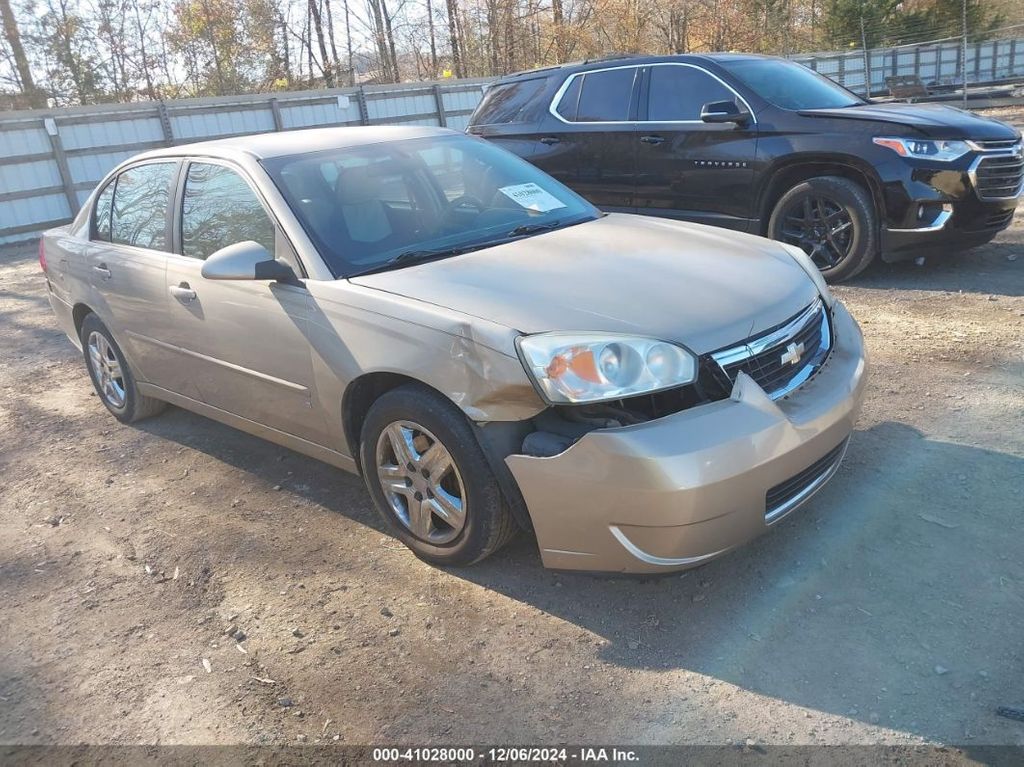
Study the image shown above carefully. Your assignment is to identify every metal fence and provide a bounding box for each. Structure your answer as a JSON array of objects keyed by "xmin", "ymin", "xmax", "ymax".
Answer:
[
  {"xmin": 0, "ymin": 79, "xmax": 488, "ymax": 245},
  {"xmin": 795, "ymin": 36, "xmax": 1024, "ymax": 96},
  {"xmin": 3, "ymin": 36, "xmax": 1024, "ymax": 245}
]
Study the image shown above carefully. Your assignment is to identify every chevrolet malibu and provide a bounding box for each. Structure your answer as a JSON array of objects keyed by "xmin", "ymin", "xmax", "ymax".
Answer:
[{"xmin": 41, "ymin": 126, "xmax": 867, "ymax": 573}]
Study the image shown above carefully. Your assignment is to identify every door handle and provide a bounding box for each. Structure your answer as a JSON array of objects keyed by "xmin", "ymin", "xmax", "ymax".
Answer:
[
  {"xmin": 169, "ymin": 283, "xmax": 197, "ymax": 303},
  {"xmin": 539, "ymin": 136, "xmax": 560, "ymax": 145},
  {"xmin": 640, "ymin": 135, "xmax": 665, "ymax": 145},
  {"xmin": 93, "ymin": 263, "xmax": 111, "ymax": 279}
]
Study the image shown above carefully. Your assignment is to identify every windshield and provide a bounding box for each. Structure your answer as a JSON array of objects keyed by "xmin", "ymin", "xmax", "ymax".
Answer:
[
  {"xmin": 718, "ymin": 58, "xmax": 865, "ymax": 110},
  {"xmin": 262, "ymin": 134, "xmax": 599, "ymax": 277}
]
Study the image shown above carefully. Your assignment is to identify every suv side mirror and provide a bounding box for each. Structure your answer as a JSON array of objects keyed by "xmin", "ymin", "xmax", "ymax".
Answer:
[
  {"xmin": 700, "ymin": 100, "xmax": 751, "ymax": 125},
  {"xmin": 201, "ymin": 241, "xmax": 296, "ymax": 282}
]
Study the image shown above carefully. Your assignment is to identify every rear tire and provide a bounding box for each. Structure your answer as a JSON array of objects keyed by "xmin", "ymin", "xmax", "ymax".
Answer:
[
  {"xmin": 768, "ymin": 176, "xmax": 877, "ymax": 283},
  {"xmin": 359, "ymin": 384, "xmax": 516, "ymax": 567},
  {"xmin": 80, "ymin": 314, "xmax": 165, "ymax": 423}
]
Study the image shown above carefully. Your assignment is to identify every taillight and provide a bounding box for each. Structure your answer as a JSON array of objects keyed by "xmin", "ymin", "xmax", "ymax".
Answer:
[{"xmin": 38, "ymin": 238, "xmax": 48, "ymax": 273}]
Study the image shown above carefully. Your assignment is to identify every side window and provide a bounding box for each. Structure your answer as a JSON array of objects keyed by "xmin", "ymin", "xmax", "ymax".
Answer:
[
  {"xmin": 647, "ymin": 66, "xmax": 736, "ymax": 122},
  {"xmin": 92, "ymin": 180, "xmax": 114, "ymax": 242},
  {"xmin": 472, "ymin": 79, "xmax": 545, "ymax": 125},
  {"xmin": 181, "ymin": 163, "xmax": 276, "ymax": 260},
  {"xmin": 574, "ymin": 68, "xmax": 637, "ymax": 122},
  {"xmin": 111, "ymin": 162, "xmax": 176, "ymax": 249},
  {"xmin": 555, "ymin": 76, "xmax": 582, "ymax": 121}
]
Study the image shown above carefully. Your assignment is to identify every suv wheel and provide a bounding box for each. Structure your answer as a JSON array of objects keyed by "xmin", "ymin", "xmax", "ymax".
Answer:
[
  {"xmin": 80, "ymin": 314, "xmax": 166, "ymax": 423},
  {"xmin": 359, "ymin": 384, "xmax": 517, "ymax": 567},
  {"xmin": 768, "ymin": 176, "xmax": 877, "ymax": 283}
]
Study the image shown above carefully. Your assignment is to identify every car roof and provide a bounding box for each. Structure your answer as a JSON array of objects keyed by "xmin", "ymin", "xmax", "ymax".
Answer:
[
  {"xmin": 135, "ymin": 125, "xmax": 461, "ymax": 162},
  {"xmin": 493, "ymin": 52, "xmax": 778, "ymax": 82}
]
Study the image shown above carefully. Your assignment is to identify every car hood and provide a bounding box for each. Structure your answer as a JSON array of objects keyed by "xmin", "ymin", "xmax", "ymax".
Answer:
[
  {"xmin": 349, "ymin": 214, "xmax": 820, "ymax": 356},
  {"xmin": 798, "ymin": 103, "xmax": 1021, "ymax": 140}
]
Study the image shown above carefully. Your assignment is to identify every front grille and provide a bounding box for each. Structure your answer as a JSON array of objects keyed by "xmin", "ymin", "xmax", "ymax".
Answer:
[
  {"xmin": 710, "ymin": 299, "xmax": 832, "ymax": 400},
  {"xmin": 974, "ymin": 153, "xmax": 1024, "ymax": 200},
  {"xmin": 765, "ymin": 439, "xmax": 848, "ymax": 522},
  {"xmin": 972, "ymin": 139, "xmax": 1020, "ymax": 151},
  {"xmin": 985, "ymin": 209, "xmax": 1015, "ymax": 229}
]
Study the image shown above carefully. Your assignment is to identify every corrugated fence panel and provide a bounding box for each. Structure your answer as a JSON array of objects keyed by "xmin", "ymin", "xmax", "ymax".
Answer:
[
  {"xmin": 0, "ymin": 193, "xmax": 70, "ymax": 232},
  {"xmin": 68, "ymin": 149, "xmax": 138, "ymax": 186},
  {"xmin": 60, "ymin": 116, "xmax": 164, "ymax": 151},
  {"xmin": 280, "ymin": 98, "xmax": 361, "ymax": 129},
  {"xmin": 1, "ymin": 158, "xmax": 62, "ymax": 193},
  {"xmin": 171, "ymin": 107, "xmax": 276, "ymax": 139},
  {"xmin": 0, "ymin": 124, "xmax": 50, "ymax": 158},
  {"xmin": 368, "ymin": 92, "xmax": 436, "ymax": 121},
  {"xmin": 443, "ymin": 87, "xmax": 485, "ymax": 113}
]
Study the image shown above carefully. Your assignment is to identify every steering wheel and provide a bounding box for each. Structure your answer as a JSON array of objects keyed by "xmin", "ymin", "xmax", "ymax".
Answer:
[{"xmin": 446, "ymin": 194, "xmax": 487, "ymax": 215}]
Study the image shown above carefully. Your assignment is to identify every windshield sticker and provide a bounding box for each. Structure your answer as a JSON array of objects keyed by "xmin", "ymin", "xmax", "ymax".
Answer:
[{"xmin": 498, "ymin": 183, "xmax": 567, "ymax": 213}]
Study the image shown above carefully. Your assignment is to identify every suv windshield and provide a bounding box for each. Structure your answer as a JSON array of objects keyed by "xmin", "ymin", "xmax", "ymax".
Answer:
[
  {"xmin": 262, "ymin": 134, "xmax": 599, "ymax": 277},
  {"xmin": 718, "ymin": 58, "xmax": 865, "ymax": 110}
]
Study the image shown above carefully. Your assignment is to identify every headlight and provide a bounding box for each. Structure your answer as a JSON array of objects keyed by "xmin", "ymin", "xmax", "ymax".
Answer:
[
  {"xmin": 517, "ymin": 333, "xmax": 698, "ymax": 404},
  {"xmin": 780, "ymin": 243, "xmax": 835, "ymax": 307},
  {"xmin": 873, "ymin": 137, "xmax": 970, "ymax": 162}
]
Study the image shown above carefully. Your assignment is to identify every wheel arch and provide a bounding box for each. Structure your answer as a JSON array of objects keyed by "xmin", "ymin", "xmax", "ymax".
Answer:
[
  {"xmin": 72, "ymin": 302, "xmax": 95, "ymax": 339},
  {"xmin": 758, "ymin": 156, "xmax": 884, "ymax": 237}
]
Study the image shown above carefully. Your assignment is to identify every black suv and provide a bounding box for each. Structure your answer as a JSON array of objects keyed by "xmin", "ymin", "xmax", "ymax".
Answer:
[{"xmin": 467, "ymin": 54, "xmax": 1023, "ymax": 281}]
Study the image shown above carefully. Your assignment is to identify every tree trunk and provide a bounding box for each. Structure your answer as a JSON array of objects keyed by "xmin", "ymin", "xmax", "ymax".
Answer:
[
  {"xmin": 343, "ymin": 0, "xmax": 353, "ymax": 84},
  {"xmin": 0, "ymin": 0, "xmax": 44, "ymax": 106},
  {"xmin": 444, "ymin": 0, "xmax": 463, "ymax": 77},
  {"xmin": 425, "ymin": 0, "xmax": 438, "ymax": 77},
  {"xmin": 379, "ymin": 0, "xmax": 399, "ymax": 82},
  {"xmin": 324, "ymin": 0, "xmax": 341, "ymax": 79},
  {"xmin": 551, "ymin": 0, "xmax": 566, "ymax": 61},
  {"xmin": 308, "ymin": 0, "xmax": 334, "ymax": 86}
]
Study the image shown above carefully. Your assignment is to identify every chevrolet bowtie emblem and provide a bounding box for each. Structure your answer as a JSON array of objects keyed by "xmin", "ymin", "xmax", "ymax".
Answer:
[{"xmin": 781, "ymin": 341, "xmax": 805, "ymax": 367}]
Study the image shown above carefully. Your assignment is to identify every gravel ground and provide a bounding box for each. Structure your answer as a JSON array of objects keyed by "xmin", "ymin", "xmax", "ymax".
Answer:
[{"xmin": 1, "ymin": 181, "xmax": 1022, "ymax": 749}]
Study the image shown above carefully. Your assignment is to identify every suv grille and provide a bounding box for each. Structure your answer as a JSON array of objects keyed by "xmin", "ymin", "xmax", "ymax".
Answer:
[
  {"xmin": 974, "ymin": 153, "xmax": 1024, "ymax": 200},
  {"xmin": 972, "ymin": 139, "xmax": 1020, "ymax": 151},
  {"xmin": 710, "ymin": 299, "xmax": 832, "ymax": 400},
  {"xmin": 765, "ymin": 438, "xmax": 848, "ymax": 523}
]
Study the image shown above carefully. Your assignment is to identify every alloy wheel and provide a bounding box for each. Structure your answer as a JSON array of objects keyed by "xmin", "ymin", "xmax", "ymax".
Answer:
[
  {"xmin": 375, "ymin": 420, "xmax": 467, "ymax": 544},
  {"xmin": 87, "ymin": 331, "xmax": 126, "ymax": 408},
  {"xmin": 779, "ymin": 194, "xmax": 855, "ymax": 270}
]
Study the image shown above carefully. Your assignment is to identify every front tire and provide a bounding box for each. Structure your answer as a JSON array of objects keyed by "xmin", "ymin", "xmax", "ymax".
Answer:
[
  {"xmin": 359, "ymin": 384, "xmax": 516, "ymax": 567},
  {"xmin": 80, "ymin": 314, "xmax": 165, "ymax": 423},
  {"xmin": 768, "ymin": 176, "xmax": 877, "ymax": 283}
]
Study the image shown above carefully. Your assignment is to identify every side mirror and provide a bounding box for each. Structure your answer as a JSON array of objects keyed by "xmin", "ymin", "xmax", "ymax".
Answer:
[
  {"xmin": 201, "ymin": 241, "xmax": 296, "ymax": 282},
  {"xmin": 700, "ymin": 100, "xmax": 751, "ymax": 125}
]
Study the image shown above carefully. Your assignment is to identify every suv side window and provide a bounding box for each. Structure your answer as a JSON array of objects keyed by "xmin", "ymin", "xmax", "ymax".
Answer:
[
  {"xmin": 111, "ymin": 162, "xmax": 176, "ymax": 250},
  {"xmin": 181, "ymin": 162, "xmax": 276, "ymax": 260},
  {"xmin": 92, "ymin": 180, "xmax": 114, "ymax": 242},
  {"xmin": 473, "ymin": 79, "xmax": 545, "ymax": 125},
  {"xmin": 561, "ymin": 68, "xmax": 637, "ymax": 122},
  {"xmin": 647, "ymin": 66, "xmax": 736, "ymax": 121}
]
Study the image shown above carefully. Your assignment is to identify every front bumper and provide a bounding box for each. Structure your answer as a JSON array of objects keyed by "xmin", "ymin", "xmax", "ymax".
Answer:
[
  {"xmin": 505, "ymin": 301, "xmax": 867, "ymax": 574},
  {"xmin": 878, "ymin": 150, "xmax": 1020, "ymax": 260}
]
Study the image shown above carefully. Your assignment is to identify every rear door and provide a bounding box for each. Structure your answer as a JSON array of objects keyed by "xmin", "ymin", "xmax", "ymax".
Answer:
[
  {"xmin": 530, "ymin": 66, "xmax": 642, "ymax": 213},
  {"xmin": 161, "ymin": 159, "xmax": 326, "ymax": 444},
  {"xmin": 634, "ymin": 63, "xmax": 758, "ymax": 230},
  {"xmin": 85, "ymin": 161, "xmax": 178, "ymax": 385}
]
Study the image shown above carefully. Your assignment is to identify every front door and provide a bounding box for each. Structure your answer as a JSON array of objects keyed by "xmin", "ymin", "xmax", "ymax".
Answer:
[
  {"xmin": 634, "ymin": 64, "xmax": 758, "ymax": 231},
  {"xmin": 530, "ymin": 65, "xmax": 641, "ymax": 213},
  {"xmin": 161, "ymin": 160, "xmax": 325, "ymax": 444}
]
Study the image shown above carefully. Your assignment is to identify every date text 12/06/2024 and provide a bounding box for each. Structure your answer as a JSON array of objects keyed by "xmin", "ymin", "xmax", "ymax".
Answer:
[{"xmin": 372, "ymin": 747, "xmax": 641, "ymax": 762}]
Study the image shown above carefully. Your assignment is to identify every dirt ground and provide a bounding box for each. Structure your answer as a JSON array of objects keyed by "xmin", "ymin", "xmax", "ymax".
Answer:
[{"xmin": 2, "ymin": 161, "xmax": 1023, "ymax": 749}]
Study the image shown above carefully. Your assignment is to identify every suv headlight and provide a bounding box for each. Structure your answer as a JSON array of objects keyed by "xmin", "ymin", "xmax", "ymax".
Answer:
[
  {"xmin": 517, "ymin": 333, "xmax": 698, "ymax": 404},
  {"xmin": 873, "ymin": 137, "xmax": 970, "ymax": 162},
  {"xmin": 780, "ymin": 243, "xmax": 835, "ymax": 307}
]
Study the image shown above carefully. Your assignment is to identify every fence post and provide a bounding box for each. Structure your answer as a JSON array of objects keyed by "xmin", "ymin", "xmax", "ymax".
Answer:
[
  {"xmin": 269, "ymin": 97, "xmax": 284, "ymax": 131},
  {"xmin": 1011, "ymin": 40, "xmax": 1018, "ymax": 77},
  {"xmin": 432, "ymin": 84, "xmax": 447, "ymax": 127},
  {"xmin": 355, "ymin": 87, "xmax": 370, "ymax": 125},
  {"xmin": 43, "ymin": 117, "xmax": 79, "ymax": 216},
  {"xmin": 991, "ymin": 40, "xmax": 998, "ymax": 80},
  {"xmin": 156, "ymin": 100, "xmax": 174, "ymax": 145}
]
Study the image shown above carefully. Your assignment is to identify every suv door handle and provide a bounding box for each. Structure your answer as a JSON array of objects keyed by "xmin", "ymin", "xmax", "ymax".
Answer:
[
  {"xmin": 539, "ymin": 136, "xmax": 560, "ymax": 145},
  {"xmin": 640, "ymin": 135, "xmax": 665, "ymax": 145},
  {"xmin": 169, "ymin": 283, "xmax": 197, "ymax": 303},
  {"xmin": 93, "ymin": 263, "xmax": 111, "ymax": 279}
]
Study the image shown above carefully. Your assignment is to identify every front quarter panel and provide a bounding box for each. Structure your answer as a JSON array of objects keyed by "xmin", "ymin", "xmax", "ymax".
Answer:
[{"xmin": 303, "ymin": 280, "xmax": 546, "ymax": 456}]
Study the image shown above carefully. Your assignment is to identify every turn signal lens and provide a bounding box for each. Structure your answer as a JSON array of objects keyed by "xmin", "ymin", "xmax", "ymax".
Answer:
[{"xmin": 518, "ymin": 334, "xmax": 698, "ymax": 404}]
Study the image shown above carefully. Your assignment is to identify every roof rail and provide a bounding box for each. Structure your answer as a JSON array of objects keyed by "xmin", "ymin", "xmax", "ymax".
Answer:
[{"xmin": 581, "ymin": 52, "xmax": 642, "ymax": 65}]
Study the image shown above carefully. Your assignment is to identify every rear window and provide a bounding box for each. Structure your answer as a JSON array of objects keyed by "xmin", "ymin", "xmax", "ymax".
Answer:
[{"xmin": 472, "ymin": 79, "xmax": 545, "ymax": 125}]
